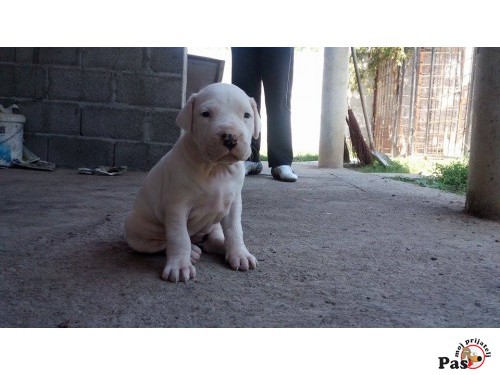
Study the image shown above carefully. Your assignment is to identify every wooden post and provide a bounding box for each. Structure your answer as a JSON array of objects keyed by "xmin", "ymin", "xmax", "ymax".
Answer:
[{"xmin": 351, "ymin": 47, "xmax": 375, "ymax": 150}]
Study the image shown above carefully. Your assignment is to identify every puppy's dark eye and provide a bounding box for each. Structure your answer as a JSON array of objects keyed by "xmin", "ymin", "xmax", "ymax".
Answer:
[
  {"xmin": 201, "ymin": 111, "xmax": 210, "ymax": 118},
  {"xmin": 244, "ymin": 112, "xmax": 251, "ymax": 119}
]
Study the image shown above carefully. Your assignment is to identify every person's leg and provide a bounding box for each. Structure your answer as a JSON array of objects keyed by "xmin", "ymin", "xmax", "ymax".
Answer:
[
  {"xmin": 231, "ymin": 48, "xmax": 262, "ymax": 164},
  {"xmin": 260, "ymin": 47, "xmax": 294, "ymax": 168}
]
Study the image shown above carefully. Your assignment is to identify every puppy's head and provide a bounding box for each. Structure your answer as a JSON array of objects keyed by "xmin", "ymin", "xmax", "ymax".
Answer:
[{"xmin": 176, "ymin": 83, "xmax": 261, "ymax": 164}]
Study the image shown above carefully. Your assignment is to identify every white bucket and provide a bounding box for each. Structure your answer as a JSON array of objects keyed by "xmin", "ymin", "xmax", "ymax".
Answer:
[{"xmin": 0, "ymin": 113, "xmax": 25, "ymax": 167}]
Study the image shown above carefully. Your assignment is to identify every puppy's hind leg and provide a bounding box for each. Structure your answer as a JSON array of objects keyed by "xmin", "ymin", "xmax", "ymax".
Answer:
[
  {"xmin": 203, "ymin": 223, "xmax": 225, "ymax": 255},
  {"xmin": 190, "ymin": 244, "xmax": 202, "ymax": 264}
]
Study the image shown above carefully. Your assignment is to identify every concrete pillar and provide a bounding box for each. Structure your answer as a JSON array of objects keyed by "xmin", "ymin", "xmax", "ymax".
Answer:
[
  {"xmin": 318, "ymin": 47, "xmax": 349, "ymax": 168},
  {"xmin": 465, "ymin": 48, "xmax": 500, "ymax": 220}
]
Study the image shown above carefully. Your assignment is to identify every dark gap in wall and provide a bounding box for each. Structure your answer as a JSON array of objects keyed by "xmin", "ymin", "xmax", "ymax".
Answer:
[
  {"xmin": 33, "ymin": 48, "xmax": 40, "ymax": 64},
  {"xmin": 78, "ymin": 105, "xmax": 83, "ymax": 136},
  {"xmin": 142, "ymin": 48, "xmax": 151, "ymax": 73},
  {"xmin": 46, "ymin": 137, "xmax": 51, "ymax": 162}
]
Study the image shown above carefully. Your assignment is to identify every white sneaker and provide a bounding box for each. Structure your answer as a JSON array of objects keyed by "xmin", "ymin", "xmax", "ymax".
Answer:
[
  {"xmin": 244, "ymin": 161, "xmax": 263, "ymax": 176},
  {"xmin": 271, "ymin": 165, "xmax": 298, "ymax": 182}
]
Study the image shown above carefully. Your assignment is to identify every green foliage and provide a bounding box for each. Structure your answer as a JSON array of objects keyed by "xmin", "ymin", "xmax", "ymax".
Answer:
[
  {"xmin": 394, "ymin": 159, "xmax": 469, "ymax": 195},
  {"xmin": 353, "ymin": 156, "xmax": 468, "ymax": 194},
  {"xmin": 261, "ymin": 154, "xmax": 319, "ymax": 162},
  {"xmin": 349, "ymin": 47, "xmax": 408, "ymax": 93},
  {"xmin": 431, "ymin": 160, "xmax": 469, "ymax": 194},
  {"xmin": 294, "ymin": 153, "xmax": 319, "ymax": 162},
  {"xmin": 355, "ymin": 159, "xmax": 410, "ymax": 173}
]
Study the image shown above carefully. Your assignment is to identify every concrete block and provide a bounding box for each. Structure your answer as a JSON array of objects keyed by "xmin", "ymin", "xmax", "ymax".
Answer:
[
  {"xmin": 0, "ymin": 48, "xmax": 16, "ymax": 62},
  {"xmin": 23, "ymin": 133, "xmax": 49, "ymax": 160},
  {"xmin": 48, "ymin": 68, "xmax": 112, "ymax": 102},
  {"xmin": 83, "ymin": 48, "xmax": 143, "ymax": 71},
  {"xmin": 149, "ymin": 48, "xmax": 185, "ymax": 74},
  {"xmin": 0, "ymin": 65, "xmax": 45, "ymax": 98},
  {"xmin": 148, "ymin": 110, "xmax": 180, "ymax": 143},
  {"xmin": 38, "ymin": 48, "xmax": 80, "ymax": 66},
  {"xmin": 0, "ymin": 65, "xmax": 14, "ymax": 96},
  {"xmin": 114, "ymin": 141, "xmax": 171, "ymax": 171},
  {"xmin": 26, "ymin": 67, "xmax": 46, "ymax": 99},
  {"xmin": 116, "ymin": 73, "xmax": 183, "ymax": 108},
  {"xmin": 15, "ymin": 101, "xmax": 79, "ymax": 135},
  {"xmin": 48, "ymin": 135, "xmax": 115, "ymax": 167},
  {"xmin": 44, "ymin": 102, "xmax": 80, "ymax": 135},
  {"xmin": 82, "ymin": 106, "xmax": 145, "ymax": 140},
  {"xmin": 48, "ymin": 68, "xmax": 81, "ymax": 100},
  {"xmin": 17, "ymin": 100, "xmax": 44, "ymax": 133},
  {"xmin": 114, "ymin": 141, "xmax": 149, "ymax": 170},
  {"xmin": 16, "ymin": 48, "xmax": 36, "ymax": 63},
  {"xmin": 147, "ymin": 143, "xmax": 171, "ymax": 170},
  {"xmin": 81, "ymin": 70, "xmax": 113, "ymax": 102}
]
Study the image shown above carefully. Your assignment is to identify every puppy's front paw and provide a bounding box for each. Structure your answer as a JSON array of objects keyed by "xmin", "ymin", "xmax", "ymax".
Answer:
[
  {"xmin": 161, "ymin": 259, "xmax": 196, "ymax": 282},
  {"xmin": 225, "ymin": 250, "xmax": 258, "ymax": 271}
]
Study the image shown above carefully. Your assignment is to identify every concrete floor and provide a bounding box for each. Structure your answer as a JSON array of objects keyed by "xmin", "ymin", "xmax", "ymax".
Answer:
[{"xmin": 0, "ymin": 162, "xmax": 498, "ymax": 327}]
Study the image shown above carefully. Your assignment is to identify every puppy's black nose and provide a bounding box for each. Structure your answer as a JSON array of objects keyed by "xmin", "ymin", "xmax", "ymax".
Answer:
[{"xmin": 222, "ymin": 133, "xmax": 237, "ymax": 150}]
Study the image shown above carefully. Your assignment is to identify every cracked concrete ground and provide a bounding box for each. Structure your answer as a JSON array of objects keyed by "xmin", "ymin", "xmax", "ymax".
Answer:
[{"xmin": 0, "ymin": 162, "xmax": 498, "ymax": 327}]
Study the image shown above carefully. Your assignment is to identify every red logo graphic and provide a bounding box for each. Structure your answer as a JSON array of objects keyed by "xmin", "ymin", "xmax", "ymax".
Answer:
[{"xmin": 460, "ymin": 345, "xmax": 486, "ymax": 369}]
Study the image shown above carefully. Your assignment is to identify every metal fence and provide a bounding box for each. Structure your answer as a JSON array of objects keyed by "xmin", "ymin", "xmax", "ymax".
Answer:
[{"xmin": 372, "ymin": 47, "xmax": 475, "ymax": 158}]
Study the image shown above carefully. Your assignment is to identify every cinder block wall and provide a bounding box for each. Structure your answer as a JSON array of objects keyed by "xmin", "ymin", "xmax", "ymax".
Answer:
[{"xmin": 0, "ymin": 47, "xmax": 186, "ymax": 170}]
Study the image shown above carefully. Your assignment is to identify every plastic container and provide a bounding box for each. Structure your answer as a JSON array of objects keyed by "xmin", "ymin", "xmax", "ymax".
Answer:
[{"xmin": 0, "ymin": 112, "xmax": 25, "ymax": 167}]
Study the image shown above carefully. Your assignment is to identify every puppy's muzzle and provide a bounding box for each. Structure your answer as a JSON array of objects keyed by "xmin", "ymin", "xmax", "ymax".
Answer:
[{"xmin": 221, "ymin": 133, "xmax": 238, "ymax": 150}]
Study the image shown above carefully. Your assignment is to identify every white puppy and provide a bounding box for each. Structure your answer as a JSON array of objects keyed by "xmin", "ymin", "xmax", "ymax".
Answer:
[{"xmin": 124, "ymin": 83, "xmax": 261, "ymax": 282}]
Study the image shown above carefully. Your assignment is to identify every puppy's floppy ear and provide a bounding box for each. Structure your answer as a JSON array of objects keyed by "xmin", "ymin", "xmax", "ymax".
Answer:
[
  {"xmin": 461, "ymin": 348, "xmax": 471, "ymax": 360},
  {"xmin": 176, "ymin": 94, "xmax": 197, "ymax": 132},
  {"xmin": 250, "ymin": 97, "xmax": 261, "ymax": 139}
]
